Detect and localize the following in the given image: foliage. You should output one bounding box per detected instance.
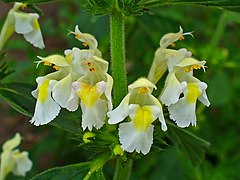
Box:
[0,0,240,179]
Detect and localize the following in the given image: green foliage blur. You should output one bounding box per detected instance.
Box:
[0,1,240,179]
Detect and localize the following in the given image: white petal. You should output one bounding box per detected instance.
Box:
[104,74,113,110]
[23,28,44,49]
[30,79,60,126]
[14,12,34,34]
[12,151,32,176]
[166,48,190,72]
[107,94,130,124]
[81,98,107,131]
[168,97,196,128]
[156,106,167,131]
[52,73,72,108]
[198,82,210,107]
[160,73,187,106]
[119,122,153,155]
[128,104,140,120]
[66,89,79,111]
[72,81,80,91]
[128,78,156,93]
[38,55,69,67]
[176,57,206,68]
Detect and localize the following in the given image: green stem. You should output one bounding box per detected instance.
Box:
[110,10,127,106]
[113,158,133,180]
[110,8,132,180]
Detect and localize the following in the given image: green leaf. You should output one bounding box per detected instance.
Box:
[0,51,14,80]
[0,81,81,134]
[0,82,35,116]
[143,0,240,12]
[32,153,111,180]
[166,121,210,166]
[50,109,82,134]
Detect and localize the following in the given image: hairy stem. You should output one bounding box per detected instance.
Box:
[110,10,127,106]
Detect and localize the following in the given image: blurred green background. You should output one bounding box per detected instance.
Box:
[0,1,240,179]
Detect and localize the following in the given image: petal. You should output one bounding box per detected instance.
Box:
[12,151,32,176]
[2,133,21,151]
[104,74,113,110]
[74,25,98,49]
[38,55,69,67]
[176,57,206,68]
[128,78,156,93]
[30,78,61,126]
[129,104,158,131]
[129,104,167,132]
[52,73,72,108]
[71,48,93,74]
[119,121,154,155]
[14,12,34,34]
[107,94,130,124]
[81,98,107,131]
[166,48,192,72]
[168,82,205,128]
[66,89,79,111]
[168,97,197,128]
[156,106,167,131]
[23,28,44,49]
[92,56,109,73]
[148,48,168,84]
[160,26,193,48]
[198,89,210,107]
[160,73,187,106]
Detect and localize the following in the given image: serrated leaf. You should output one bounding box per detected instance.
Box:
[143,0,240,12]
[32,153,111,180]
[166,121,210,166]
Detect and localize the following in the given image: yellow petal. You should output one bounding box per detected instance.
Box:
[186,83,202,104]
[38,79,50,103]
[78,83,101,107]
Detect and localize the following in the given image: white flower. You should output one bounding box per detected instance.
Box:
[169,82,210,127]
[30,26,109,127]
[72,56,113,131]
[30,54,79,126]
[159,26,193,48]
[160,57,210,127]
[0,3,44,50]
[148,27,193,84]
[69,25,101,57]
[0,133,32,180]
[108,78,167,155]
[148,48,192,84]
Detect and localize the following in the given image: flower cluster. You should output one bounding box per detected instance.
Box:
[30,26,210,155]
[0,3,44,50]
[30,26,113,131]
[148,27,210,128]
[0,133,32,180]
